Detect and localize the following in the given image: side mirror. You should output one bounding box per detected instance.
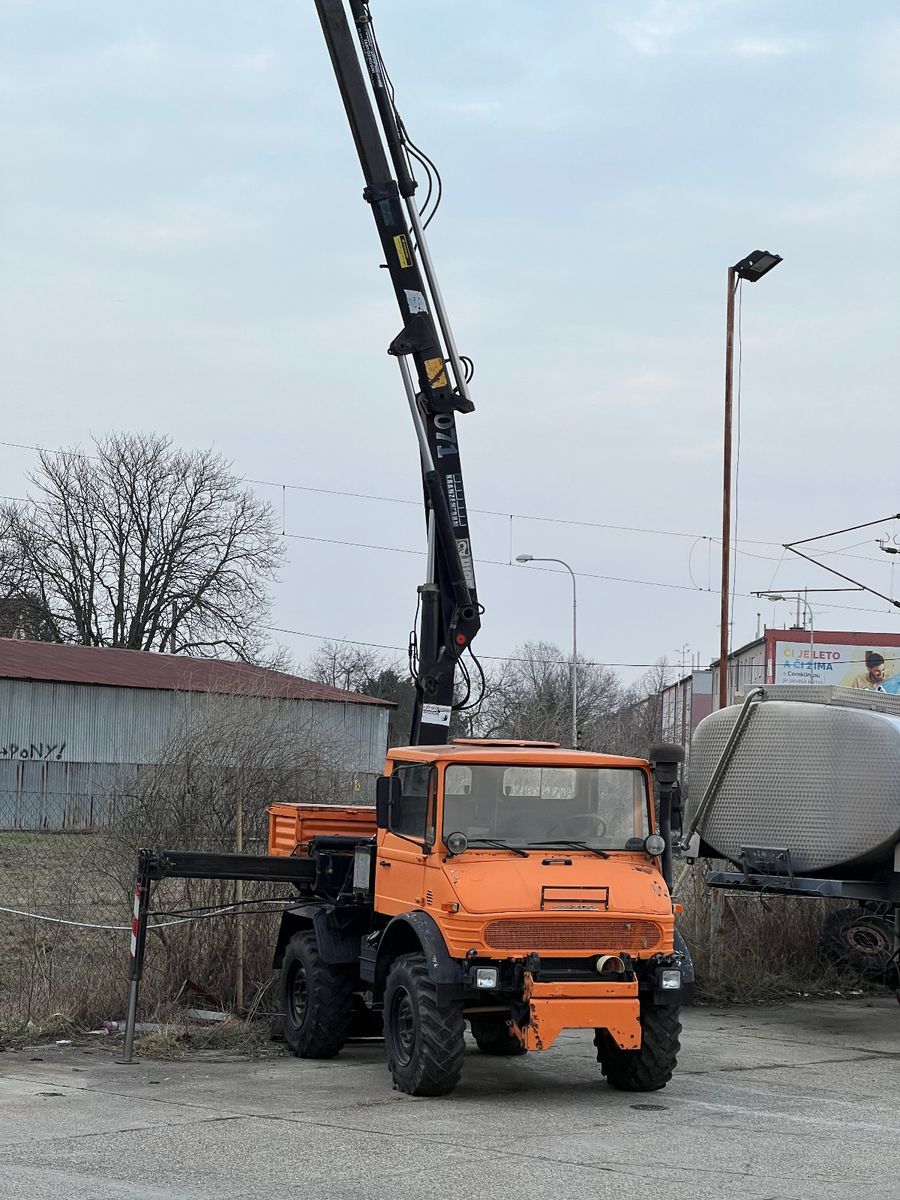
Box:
[648,743,685,787]
[375,775,402,829]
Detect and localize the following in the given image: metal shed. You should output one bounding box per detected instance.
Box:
[0,640,392,830]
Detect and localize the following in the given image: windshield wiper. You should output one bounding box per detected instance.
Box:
[531,840,609,859]
[467,838,529,858]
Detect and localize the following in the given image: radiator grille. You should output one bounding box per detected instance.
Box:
[483,918,662,952]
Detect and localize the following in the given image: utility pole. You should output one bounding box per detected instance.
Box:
[718,250,782,708]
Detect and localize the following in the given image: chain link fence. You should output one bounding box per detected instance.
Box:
[0,748,378,1034]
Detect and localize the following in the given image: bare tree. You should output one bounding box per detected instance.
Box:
[475,641,624,748]
[0,433,283,660]
[605,657,671,757]
[307,640,389,693]
[307,640,415,746]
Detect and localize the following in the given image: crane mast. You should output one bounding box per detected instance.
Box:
[314,0,481,744]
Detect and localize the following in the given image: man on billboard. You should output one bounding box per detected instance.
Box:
[843,651,894,690]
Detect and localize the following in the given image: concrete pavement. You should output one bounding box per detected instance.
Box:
[1,998,898,1200]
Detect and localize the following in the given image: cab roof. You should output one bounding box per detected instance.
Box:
[385,741,650,769]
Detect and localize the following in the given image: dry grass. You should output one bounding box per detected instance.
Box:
[134,1018,279,1060]
[673,862,880,1003]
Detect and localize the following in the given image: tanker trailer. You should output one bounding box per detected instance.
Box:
[681,685,899,987]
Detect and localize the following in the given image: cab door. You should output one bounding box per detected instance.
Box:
[375,762,432,916]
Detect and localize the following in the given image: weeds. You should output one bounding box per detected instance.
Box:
[134,1018,278,1060]
[674,862,881,1003]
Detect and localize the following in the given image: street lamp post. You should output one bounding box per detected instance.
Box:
[761,592,815,683]
[516,554,578,748]
[718,249,783,709]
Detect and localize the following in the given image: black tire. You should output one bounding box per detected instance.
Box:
[470,1015,526,1056]
[280,930,354,1058]
[596,1004,681,1092]
[383,952,465,1096]
[822,907,897,980]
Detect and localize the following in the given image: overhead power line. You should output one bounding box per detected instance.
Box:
[0,436,781,549]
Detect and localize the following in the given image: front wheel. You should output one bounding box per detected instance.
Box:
[596,1005,681,1091]
[280,930,354,1058]
[384,952,465,1096]
[470,1015,527,1056]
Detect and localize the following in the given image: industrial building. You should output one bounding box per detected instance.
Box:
[0,639,392,830]
[660,626,900,750]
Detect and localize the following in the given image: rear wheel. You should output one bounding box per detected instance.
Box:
[280,930,354,1058]
[596,1005,681,1092]
[470,1014,526,1056]
[822,907,897,980]
[384,952,465,1096]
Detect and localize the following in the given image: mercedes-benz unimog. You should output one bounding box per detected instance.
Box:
[269,740,691,1095]
[260,0,693,1096]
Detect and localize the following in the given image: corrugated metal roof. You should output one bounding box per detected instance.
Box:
[0,639,392,707]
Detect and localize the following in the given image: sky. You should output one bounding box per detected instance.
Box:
[2,0,899,685]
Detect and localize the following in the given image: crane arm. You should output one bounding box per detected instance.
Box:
[314,0,481,743]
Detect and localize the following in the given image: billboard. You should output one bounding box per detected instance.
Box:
[771,640,900,692]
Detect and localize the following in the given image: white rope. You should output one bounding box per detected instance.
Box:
[0,900,294,931]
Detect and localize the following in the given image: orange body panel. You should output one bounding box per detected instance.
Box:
[267,803,377,856]
[511,976,641,1051]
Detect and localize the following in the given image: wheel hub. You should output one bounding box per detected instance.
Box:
[391,988,416,1065]
[289,962,309,1026]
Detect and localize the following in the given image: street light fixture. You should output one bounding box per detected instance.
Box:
[718,249,782,709]
[515,554,578,748]
[758,592,815,684]
[734,250,783,282]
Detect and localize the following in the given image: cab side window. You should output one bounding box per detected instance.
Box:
[390,763,431,840]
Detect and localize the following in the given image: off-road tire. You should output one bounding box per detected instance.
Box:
[470,1015,527,1056]
[384,952,465,1096]
[596,1004,681,1092]
[822,907,897,980]
[280,930,354,1059]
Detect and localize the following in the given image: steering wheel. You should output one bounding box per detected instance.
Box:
[547,813,607,839]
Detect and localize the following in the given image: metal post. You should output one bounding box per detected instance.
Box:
[568,564,578,749]
[718,266,737,709]
[515,555,578,745]
[120,850,153,1064]
[235,773,245,1014]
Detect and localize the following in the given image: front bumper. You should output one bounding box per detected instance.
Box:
[509,972,641,1052]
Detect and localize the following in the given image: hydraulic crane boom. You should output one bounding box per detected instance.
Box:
[314,0,481,744]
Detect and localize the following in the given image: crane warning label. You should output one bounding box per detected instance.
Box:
[393,234,412,269]
[422,703,452,727]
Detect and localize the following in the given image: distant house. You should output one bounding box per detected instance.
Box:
[0,639,392,830]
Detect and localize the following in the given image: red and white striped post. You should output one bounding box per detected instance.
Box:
[121,851,152,1064]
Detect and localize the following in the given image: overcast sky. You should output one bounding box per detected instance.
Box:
[2,0,899,683]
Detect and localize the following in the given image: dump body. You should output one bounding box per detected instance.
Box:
[688,686,900,877]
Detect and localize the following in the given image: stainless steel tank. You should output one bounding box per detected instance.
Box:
[686,686,900,876]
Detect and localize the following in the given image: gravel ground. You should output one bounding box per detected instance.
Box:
[1,997,898,1200]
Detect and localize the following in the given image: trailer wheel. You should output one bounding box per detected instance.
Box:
[469,1015,526,1056]
[384,952,465,1096]
[596,1005,681,1092]
[822,907,897,980]
[280,930,354,1059]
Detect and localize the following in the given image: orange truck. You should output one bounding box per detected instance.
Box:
[268,739,691,1096]
[261,3,691,1096]
[121,4,694,1080]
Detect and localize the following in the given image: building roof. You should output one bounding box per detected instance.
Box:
[0,638,393,707]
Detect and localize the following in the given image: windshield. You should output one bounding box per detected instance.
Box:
[442,764,649,850]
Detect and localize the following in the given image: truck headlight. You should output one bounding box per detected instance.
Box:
[644,834,666,856]
[475,967,499,989]
[660,968,681,990]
